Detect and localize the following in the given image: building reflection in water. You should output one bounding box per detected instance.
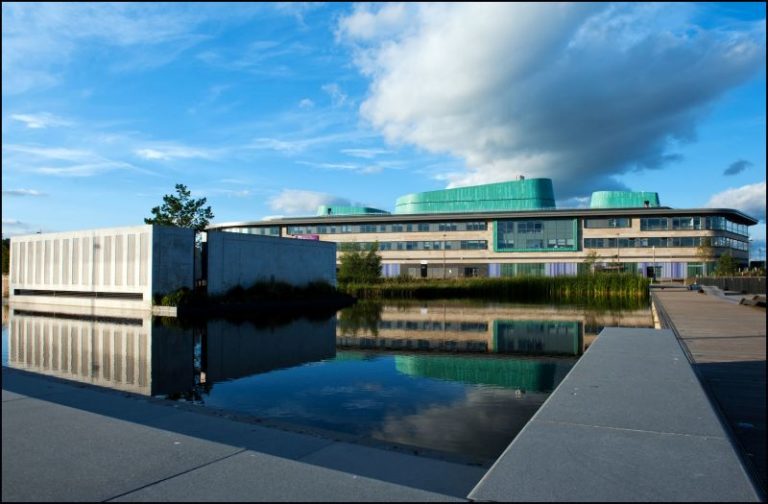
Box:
[5,306,336,398]
[336,301,652,357]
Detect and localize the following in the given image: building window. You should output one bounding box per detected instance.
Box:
[584,218,630,228]
[496,219,576,252]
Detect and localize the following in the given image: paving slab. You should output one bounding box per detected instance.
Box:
[298,441,486,497]
[533,329,724,437]
[2,396,243,502]
[2,367,478,502]
[146,408,336,461]
[654,290,766,495]
[469,327,761,502]
[469,419,758,502]
[110,449,463,502]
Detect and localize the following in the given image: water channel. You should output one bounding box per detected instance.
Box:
[1,300,652,464]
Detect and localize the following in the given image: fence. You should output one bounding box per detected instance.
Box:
[697,276,766,294]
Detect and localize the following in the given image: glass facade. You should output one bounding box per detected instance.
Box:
[639,217,748,236]
[584,236,748,252]
[583,218,631,229]
[341,240,488,251]
[500,263,546,276]
[495,219,577,252]
[224,227,280,236]
[286,221,487,235]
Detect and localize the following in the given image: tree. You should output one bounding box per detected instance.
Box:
[338,242,382,284]
[714,252,737,277]
[144,184,214,233]
[581,250,600,275]
[696,237,715,276]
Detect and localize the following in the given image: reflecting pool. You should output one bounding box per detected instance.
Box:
[1,300,652,463]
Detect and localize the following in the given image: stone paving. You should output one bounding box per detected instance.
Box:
[2,367,485,502]
[653,288,766,497]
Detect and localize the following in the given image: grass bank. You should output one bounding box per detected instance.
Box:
[340,274,650,305]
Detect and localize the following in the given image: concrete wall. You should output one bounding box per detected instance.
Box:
[697,276,766,294]
[9,225,194,311]
[206,232,336,295]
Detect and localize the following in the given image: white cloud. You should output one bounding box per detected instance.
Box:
[10,112,72,129]
[2,3,264,94]
[135,143,215,161]
[2,218,34,236]
[268,189,354,215]
[706,181,766,221]
[299,98,315,109]
[2,189,46,197]
[322,83,348,107]
[338,3,766,199]
[4,143,146,178]
[341,148,391,159]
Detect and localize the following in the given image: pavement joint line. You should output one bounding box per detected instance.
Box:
[295,439,344,462]
[0,396,34,403]
[537,419,728,440]
[681,335,765,340]
[102,448,249,502]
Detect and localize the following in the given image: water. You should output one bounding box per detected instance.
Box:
[1,300,652,463]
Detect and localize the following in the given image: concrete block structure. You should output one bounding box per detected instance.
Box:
[205,231,336,295]
[9,225,194,312]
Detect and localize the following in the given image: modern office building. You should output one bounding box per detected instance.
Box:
[208,178,757,280]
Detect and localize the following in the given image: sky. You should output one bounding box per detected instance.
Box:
[2,2,766,259]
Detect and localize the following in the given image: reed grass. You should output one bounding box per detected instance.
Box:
[340,274,650,305]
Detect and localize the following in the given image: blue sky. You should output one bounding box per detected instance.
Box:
[2,3,766,258]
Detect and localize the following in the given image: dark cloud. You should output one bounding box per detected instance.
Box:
[723,159,752,176]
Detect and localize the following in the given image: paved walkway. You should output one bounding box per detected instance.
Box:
[469,327,760,502]
[2,367,485,502]
[653,288,766,497]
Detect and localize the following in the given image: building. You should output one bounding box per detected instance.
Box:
[208,178,756,280]
[9,225,195,312]
[8,224,337,312]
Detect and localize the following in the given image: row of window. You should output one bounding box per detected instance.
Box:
[639,217,748,236]
[285,221,487,235]
[227,227,280,236]
[584,236,748,251]
[583,218,631,229]
[377,321,489,332]
[341,240,488,251]
[225,215,749,241]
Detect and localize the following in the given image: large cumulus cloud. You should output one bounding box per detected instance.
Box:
[338,3,765,199]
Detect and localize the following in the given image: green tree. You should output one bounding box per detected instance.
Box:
[581,250,599,275]
[338,242,382,284]
[696,236,715,276]
[144,184,214,232]
[714,252,737,277]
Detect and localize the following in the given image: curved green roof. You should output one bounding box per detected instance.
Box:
[589,191,660,209]
[394,178,556,214]
[316,205,390,216]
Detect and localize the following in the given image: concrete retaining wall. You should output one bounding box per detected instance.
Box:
[206,232,336,295]
[697,276,766,294]
[9,225,194,311]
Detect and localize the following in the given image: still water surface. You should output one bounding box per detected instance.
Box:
[1,300,652,462]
